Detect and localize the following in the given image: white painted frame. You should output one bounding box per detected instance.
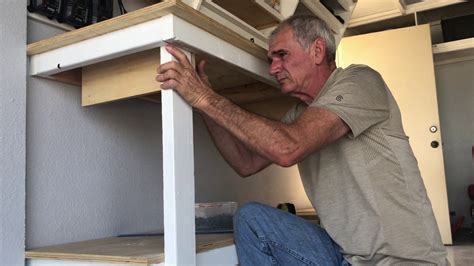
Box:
[28,14,273,265]
[29,15,274,85]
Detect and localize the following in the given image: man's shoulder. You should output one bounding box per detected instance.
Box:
[333,64,385,86]
[341,64,380,77]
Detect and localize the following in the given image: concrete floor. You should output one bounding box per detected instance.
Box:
[446,228,474,266]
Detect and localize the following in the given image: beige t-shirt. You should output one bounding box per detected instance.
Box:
[283,64,448,265]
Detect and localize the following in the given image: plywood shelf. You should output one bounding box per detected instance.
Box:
[432,37,474,64]
[26,234,235,264]
[211,0,283,29]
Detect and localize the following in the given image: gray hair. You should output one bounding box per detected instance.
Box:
[269,15,336,62]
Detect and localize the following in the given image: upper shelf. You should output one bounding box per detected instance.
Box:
[211,0,283,29]
[432,37,474,64]
[198,0,356,49]
[27,0,266,59]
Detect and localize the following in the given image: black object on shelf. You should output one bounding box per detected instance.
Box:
[58,0,91,28]
[94,0,114,23]
[441,14,474,42]
[28,0,116,29]
[28,0,63,19]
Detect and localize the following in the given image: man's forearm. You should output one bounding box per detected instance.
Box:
[197,92,301,167]
[200,112,270,176]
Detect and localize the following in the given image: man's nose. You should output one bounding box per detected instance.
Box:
[269,60,281,76]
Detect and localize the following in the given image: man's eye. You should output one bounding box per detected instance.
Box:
[277,51,287,59]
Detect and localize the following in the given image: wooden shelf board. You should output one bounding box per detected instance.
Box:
[138,83,296,121]
[432,37,474,54]
[37,47,286,108]
[432,38,474,63]
[211,0,282,29]
[26,234,234,264]
[50,69,82,86]
[296,207,320,224]
[138,82,286,104]
[300,0,343,34]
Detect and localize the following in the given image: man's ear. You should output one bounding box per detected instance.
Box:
[311,38,326,65]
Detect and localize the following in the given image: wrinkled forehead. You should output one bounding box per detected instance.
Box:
[269,25,294,44]
[269,27,295,49]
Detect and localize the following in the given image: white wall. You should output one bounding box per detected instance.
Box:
[435,59,474,228]
[1,1,27,265]
[26,20,166,246]
[25,17,309,249]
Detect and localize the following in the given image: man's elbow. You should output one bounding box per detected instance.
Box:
[268,143,304,168]
[233,165,259,178]
[237,171,254,178]
[233,159,270,177]
[274,153,300,168]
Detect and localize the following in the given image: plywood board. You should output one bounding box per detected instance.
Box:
[218,82,287,104]
[194,53,257,89]
[242,96,298,120]
[81,49,278,106]
[82,49,161,106]
[137,80,294,119]
[25,234,234,264]
[51,68,82,86]
[212,0,280,29]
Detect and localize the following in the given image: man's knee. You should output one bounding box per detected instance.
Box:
[234,202,269,226]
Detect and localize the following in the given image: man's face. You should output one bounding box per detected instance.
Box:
[267,26,316,103]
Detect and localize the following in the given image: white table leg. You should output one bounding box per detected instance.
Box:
[161,46,196,265]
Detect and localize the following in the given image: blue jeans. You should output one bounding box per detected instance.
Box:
[234,202,349,266]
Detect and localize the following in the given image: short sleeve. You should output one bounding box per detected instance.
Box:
[312,66,390,139]
[281,102,307,124]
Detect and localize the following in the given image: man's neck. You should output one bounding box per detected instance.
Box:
[305,62,337,104]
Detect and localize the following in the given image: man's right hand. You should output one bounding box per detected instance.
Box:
[156,45,215,109]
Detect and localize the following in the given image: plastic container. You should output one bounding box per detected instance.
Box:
[195,202,238,233]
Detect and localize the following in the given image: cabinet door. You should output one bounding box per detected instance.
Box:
[336,25,452,244]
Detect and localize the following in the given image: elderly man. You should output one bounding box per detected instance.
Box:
[156,15,448,266]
